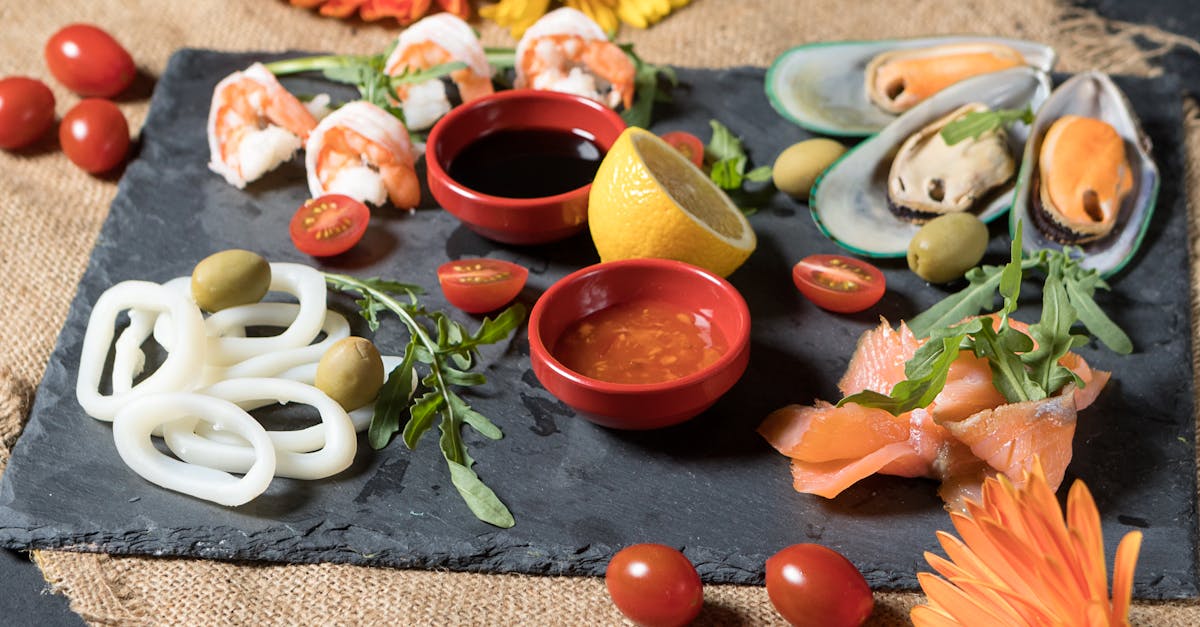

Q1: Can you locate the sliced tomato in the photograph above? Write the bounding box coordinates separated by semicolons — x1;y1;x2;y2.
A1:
289;194;370;257
792;254;886;314
437;258;528;314
660;131;704;168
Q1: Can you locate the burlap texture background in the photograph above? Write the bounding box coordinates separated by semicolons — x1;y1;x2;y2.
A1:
1;0;1198;623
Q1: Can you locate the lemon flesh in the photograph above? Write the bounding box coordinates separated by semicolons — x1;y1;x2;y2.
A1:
588;127;757;277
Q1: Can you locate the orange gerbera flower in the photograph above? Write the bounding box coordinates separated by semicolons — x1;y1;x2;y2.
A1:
913;459;1143;626
289;0;469;25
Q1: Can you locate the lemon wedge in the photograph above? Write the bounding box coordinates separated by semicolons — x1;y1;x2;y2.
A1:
588;127;757;277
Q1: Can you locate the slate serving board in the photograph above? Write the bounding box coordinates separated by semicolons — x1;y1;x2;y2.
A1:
0;49;1195;598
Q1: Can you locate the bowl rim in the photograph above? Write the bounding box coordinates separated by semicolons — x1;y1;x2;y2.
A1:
425;89;627;208
528;258;752;395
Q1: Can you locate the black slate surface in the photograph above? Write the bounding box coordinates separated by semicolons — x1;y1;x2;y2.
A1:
0;49;1195;598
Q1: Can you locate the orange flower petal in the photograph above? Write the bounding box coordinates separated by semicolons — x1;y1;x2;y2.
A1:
290;0;328;7
317;0;368;18
917;572;1012;625
1111;530;1143;622
911;604;962;627
1066;480;1110;602
435;0;470;18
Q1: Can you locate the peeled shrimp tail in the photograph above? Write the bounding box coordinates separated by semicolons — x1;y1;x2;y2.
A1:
385;13;494;130
305;101;420;210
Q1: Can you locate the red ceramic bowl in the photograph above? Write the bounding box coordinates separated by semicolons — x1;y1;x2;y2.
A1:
425;90;626;245
528;259;752;430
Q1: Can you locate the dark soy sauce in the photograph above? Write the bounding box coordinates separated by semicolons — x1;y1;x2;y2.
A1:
448;128;603;198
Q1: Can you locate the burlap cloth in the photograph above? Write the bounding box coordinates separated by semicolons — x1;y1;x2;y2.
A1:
1;0;1198;624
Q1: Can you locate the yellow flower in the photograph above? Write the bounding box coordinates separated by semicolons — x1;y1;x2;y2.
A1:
616;0;691;29
913;459;1142;626
479;0;553;38
564;0;620;34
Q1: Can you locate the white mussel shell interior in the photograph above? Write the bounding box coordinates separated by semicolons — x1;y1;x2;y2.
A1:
1009;71;1159;277
765;36;1056;137
811;67;1051;257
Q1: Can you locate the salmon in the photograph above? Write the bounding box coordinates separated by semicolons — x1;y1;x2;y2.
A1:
760;318;1111;506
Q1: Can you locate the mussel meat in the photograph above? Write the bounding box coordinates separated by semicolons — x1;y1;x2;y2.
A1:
887;103;1016;223
865;43;1025;114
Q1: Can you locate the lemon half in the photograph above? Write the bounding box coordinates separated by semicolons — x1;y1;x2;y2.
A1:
588;127;757;277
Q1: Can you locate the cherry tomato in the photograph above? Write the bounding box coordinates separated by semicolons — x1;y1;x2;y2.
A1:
0;77;55;150
437;258;528;314
792;254;886;314
660;131;704;167
45;24;136;98
59;99;129;174
605;544;703;627
765;544;873;627
289;194;371;257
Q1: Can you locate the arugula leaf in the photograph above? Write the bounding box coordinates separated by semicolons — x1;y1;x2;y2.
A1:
840;333;967;415
706;120;744;163
710;156;747;188
620;45;676;129
1065;278;1132;354
939;106;1035;145
323;272;525;528
972;318;1041;402
907;265;1004;338
745;165;773;183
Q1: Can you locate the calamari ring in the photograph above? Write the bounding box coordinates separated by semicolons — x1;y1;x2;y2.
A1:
204;303;351;384
162;378;357;479
111;308;158;395
154;264;326;366
112;392;276;507
77;281;206;422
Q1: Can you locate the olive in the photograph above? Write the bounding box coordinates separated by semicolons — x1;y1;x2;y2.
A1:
772;138;847;201
907;213;990;283
191;249;271;312
316;337;385;411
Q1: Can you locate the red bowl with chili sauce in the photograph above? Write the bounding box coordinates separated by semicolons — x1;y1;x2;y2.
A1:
528;259;751;430
425;90;627;245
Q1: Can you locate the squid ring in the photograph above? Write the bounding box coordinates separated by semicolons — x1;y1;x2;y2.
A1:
162;377;357;479
204;263;328;366
207;304;350;383
77;281;206;422
112;392;276;507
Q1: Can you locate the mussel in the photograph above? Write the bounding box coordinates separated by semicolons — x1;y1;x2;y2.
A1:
810;67;1050;257
887;103;1016;223
1010;72;1158;276
766;36;1055;137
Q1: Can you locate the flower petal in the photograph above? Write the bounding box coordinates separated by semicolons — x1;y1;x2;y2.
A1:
1111;530;1143;623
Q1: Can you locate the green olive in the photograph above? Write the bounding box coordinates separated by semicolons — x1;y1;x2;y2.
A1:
191;249;271;313
316;337;385;411
907;213;990;283
772;138;847;201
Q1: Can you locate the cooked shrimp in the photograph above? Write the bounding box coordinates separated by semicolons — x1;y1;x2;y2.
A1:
384;13;494;130
515;8;635;110
305;101;420;209
207;63;317;188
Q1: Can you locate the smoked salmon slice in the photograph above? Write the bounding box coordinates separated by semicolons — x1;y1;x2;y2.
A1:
761;318;1112;506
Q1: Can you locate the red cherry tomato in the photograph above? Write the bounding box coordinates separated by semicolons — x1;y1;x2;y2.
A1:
0;77;55;149
45;24;136;98
765;544;873;627
605;544;703;627
437;258;528;314
289;194;371;257
792;254;886;313
59;99;129;174
660;131;705;168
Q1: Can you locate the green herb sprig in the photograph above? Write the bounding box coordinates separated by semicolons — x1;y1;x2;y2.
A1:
323;273;526;528
939;106;1035;145
705;120;773;216
619;44;677;129
840;223;1131;414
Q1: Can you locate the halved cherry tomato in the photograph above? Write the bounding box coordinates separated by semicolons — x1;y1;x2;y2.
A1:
45;24;136;98
660;131;704;168
792;254;885;314
0;77;55;149
290;194;370;257
59;99;128;174
765;544;873;627
437;258;528;314
605;544;703;627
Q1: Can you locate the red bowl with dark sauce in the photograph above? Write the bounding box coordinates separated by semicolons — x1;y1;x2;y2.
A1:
528;258;752;430
425;90;627;245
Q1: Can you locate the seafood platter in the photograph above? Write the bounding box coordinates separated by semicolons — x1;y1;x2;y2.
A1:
0;10;1196;617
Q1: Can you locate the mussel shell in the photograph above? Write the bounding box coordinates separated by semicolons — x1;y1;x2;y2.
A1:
1009;71;1158;278
765;36;1056;137
810;67;1051;258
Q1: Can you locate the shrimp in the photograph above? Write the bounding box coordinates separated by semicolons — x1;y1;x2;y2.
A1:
514;8;635;110
384;13;494;131
305;101;420;209
207;63;318;188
